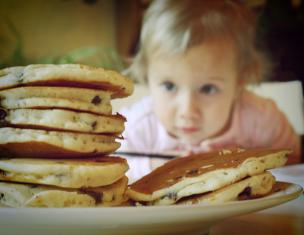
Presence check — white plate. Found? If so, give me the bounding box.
[0,182,302,235]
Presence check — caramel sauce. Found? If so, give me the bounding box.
[5,80,127,98]
[129,149,290,194]
[17,80,122,92]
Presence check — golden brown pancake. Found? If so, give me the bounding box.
[0,156,128,188]
[177,171,275,205]
[0,176,128,207]
[0,127,120,158]
[127,149,290,205]
[0,109,125,134]
[0,86,113,115]
[0,64,133,98]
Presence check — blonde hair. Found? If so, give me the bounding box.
[126,0,271,84]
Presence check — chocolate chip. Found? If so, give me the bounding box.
[91,121,97,130]
[0,169,7,176]
[0,108,7,120]
[55,173,66,180]
[0,193,4,200]
[17,72,24,83]
[186,168,199,176]
[91,96,102,105]
[238,186,252,200]
[79,188,103,205]
[18,72,23,78]
[163,192,177,200]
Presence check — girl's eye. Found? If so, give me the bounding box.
[199,84,219,95]
[161,81,176,92]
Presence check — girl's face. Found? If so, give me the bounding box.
[147,39,240,145]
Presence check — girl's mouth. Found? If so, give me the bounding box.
[179,127,200,134]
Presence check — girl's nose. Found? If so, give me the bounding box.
[178,92,201,120]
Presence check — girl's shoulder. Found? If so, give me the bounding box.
[235,89,288,132]
[237,89,280,115]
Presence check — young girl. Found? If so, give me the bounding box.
[119,0,301,182]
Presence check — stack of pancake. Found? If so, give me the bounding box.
[127,148,291,205]
[0,64,133,207]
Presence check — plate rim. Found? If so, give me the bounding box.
[0,182,302,235]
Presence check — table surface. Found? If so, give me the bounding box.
[210,164,304,235]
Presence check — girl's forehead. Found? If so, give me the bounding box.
[149,38,238,68]
[147,39,239,83]
[148,36,237,58]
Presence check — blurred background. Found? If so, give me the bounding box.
[0,0,303,83]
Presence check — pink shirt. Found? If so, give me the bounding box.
[119,90,300,182]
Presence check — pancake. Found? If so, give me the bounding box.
[0,64,133,98]
[0,156,128,188]
[0,109,125,134]
[127,149,290,205]
[177,172,275,205]
[0,86,112,115]
[0,176,128,207]
[0,127,120,158]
